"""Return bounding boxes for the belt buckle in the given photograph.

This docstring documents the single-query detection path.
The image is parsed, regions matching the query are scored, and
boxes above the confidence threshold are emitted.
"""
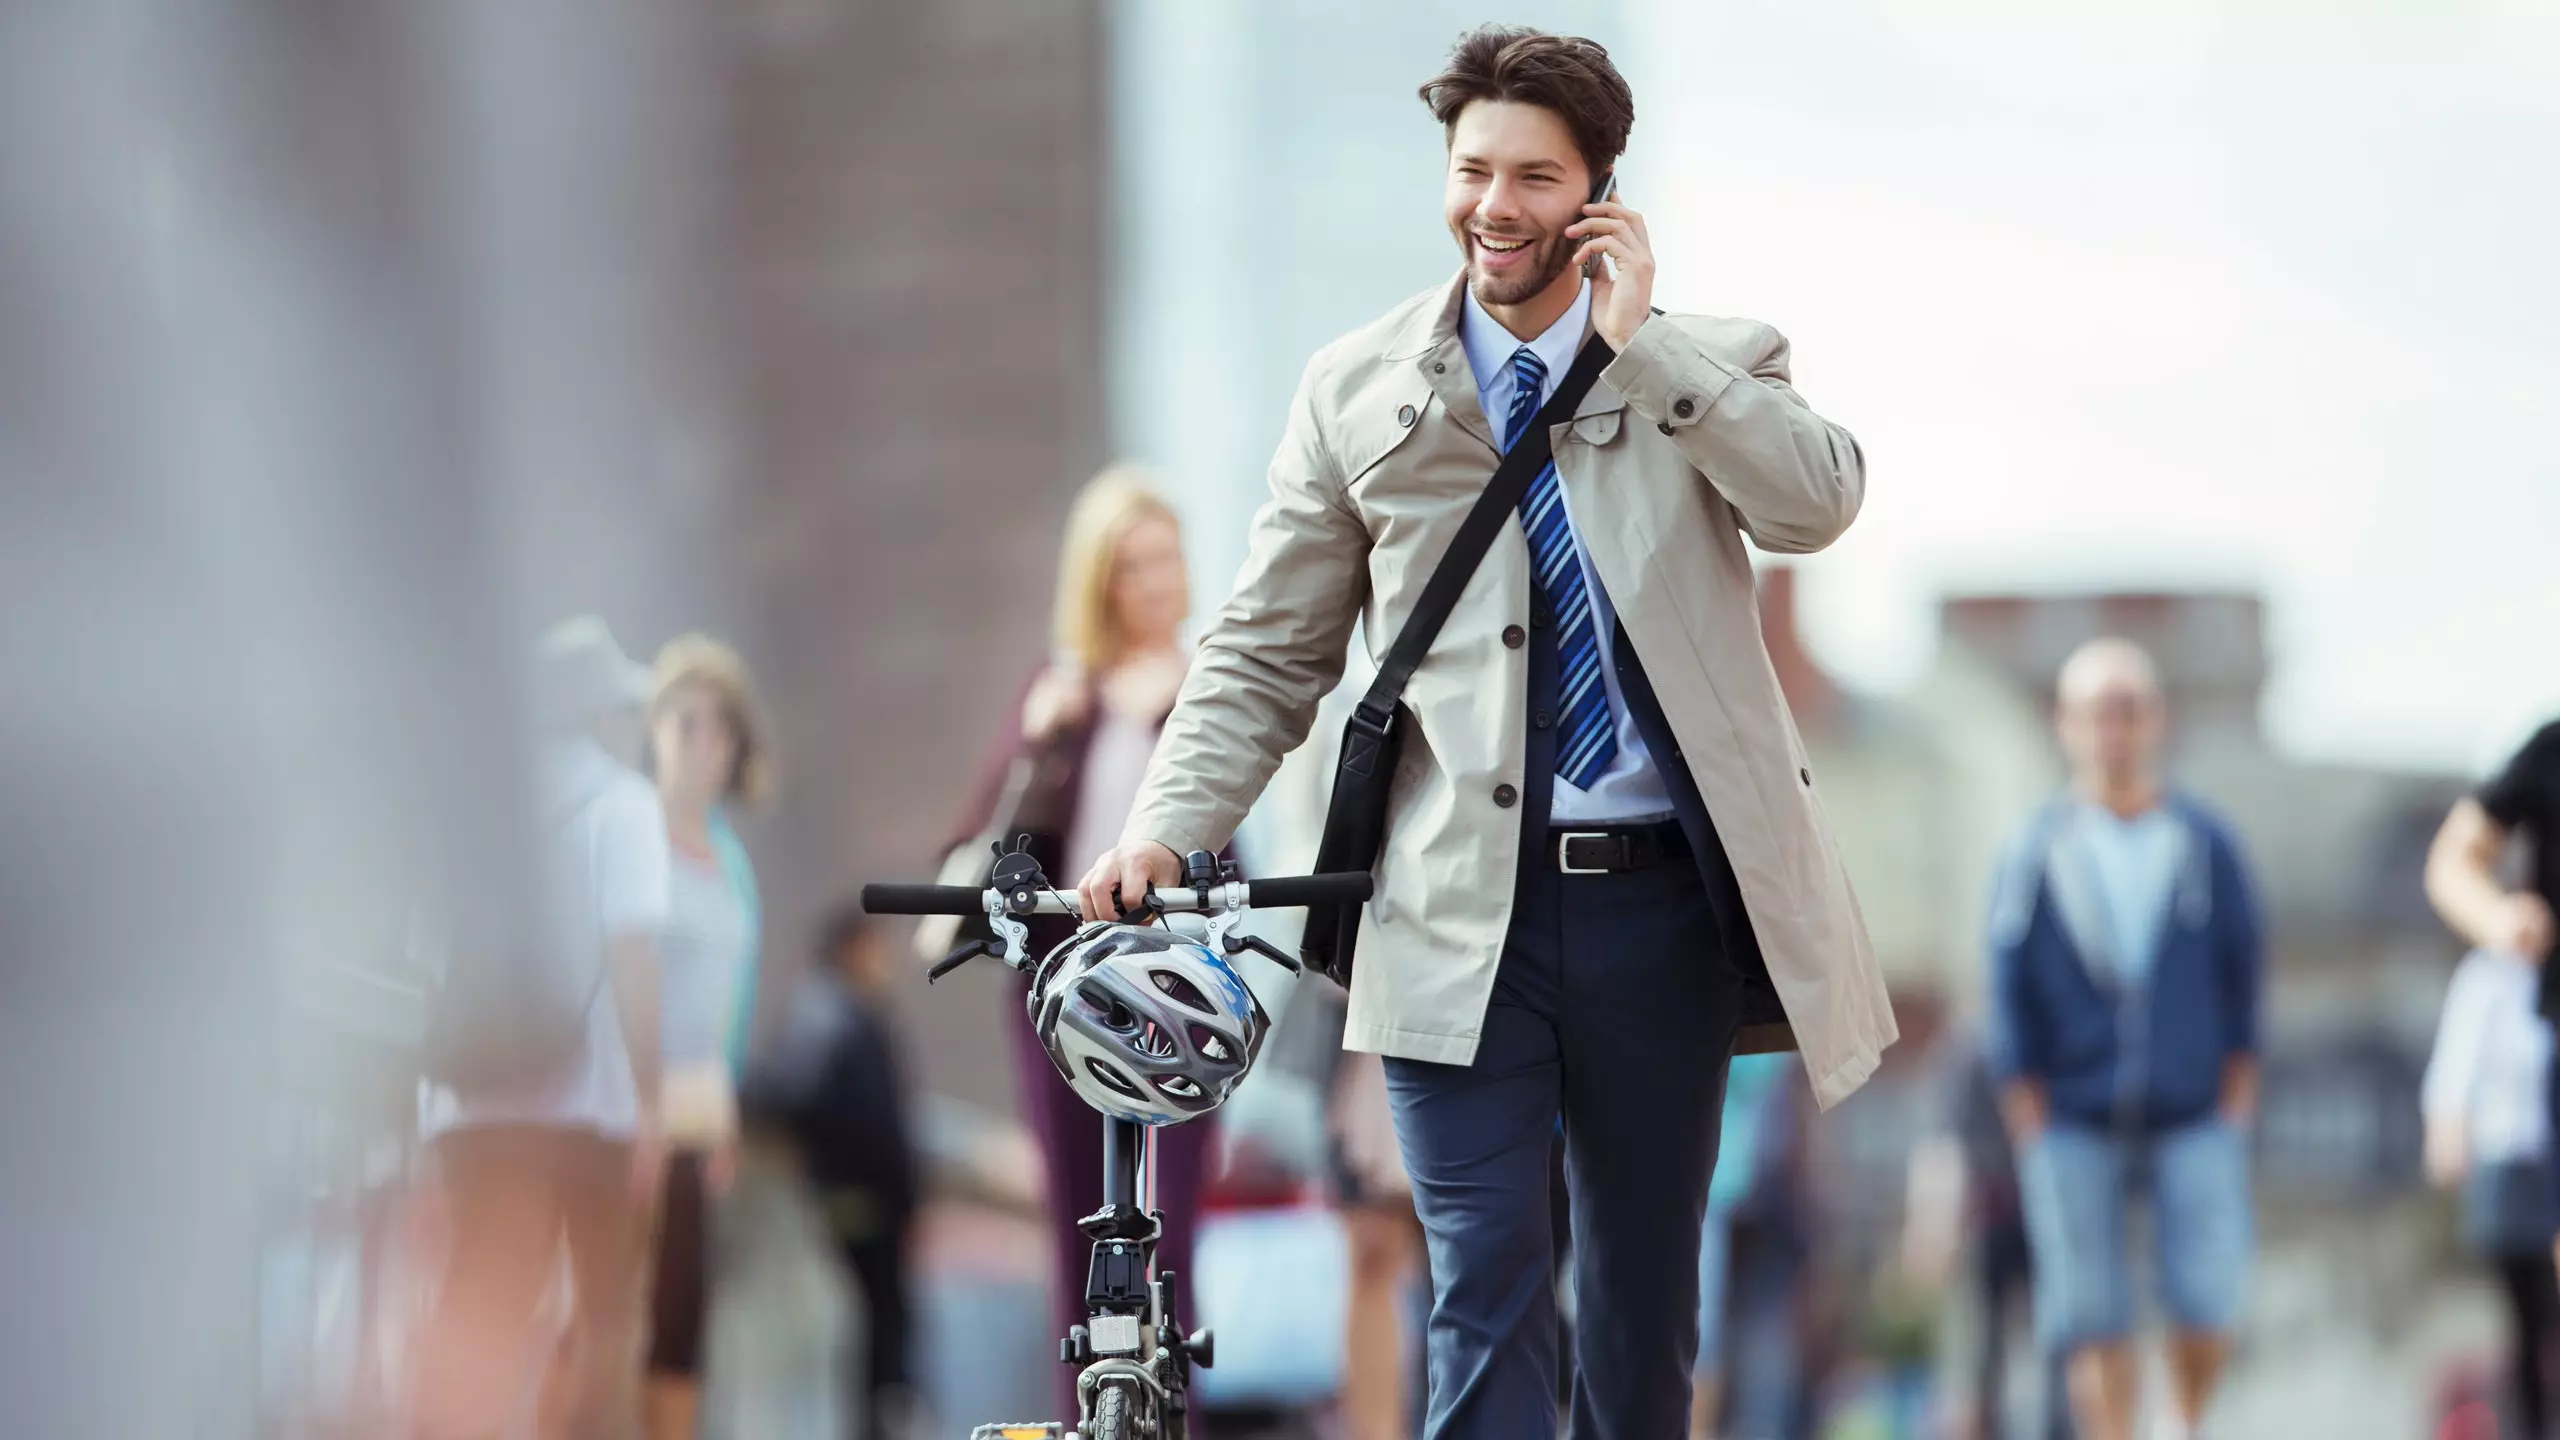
[1557,831,1615,874]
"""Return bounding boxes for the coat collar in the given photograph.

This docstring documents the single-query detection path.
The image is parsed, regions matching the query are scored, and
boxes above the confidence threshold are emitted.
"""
[1386,271,1626,453]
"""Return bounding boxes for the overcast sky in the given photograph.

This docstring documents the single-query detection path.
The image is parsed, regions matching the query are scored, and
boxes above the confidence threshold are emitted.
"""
[1627,0,2560,775]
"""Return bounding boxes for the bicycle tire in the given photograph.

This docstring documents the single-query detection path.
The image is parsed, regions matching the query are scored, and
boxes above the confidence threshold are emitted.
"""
[1084,1384,1133,1440]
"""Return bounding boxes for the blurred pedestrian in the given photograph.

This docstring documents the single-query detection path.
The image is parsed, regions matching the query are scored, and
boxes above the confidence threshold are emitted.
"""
[1077,26,1892,1438]
[2424,944,2560,1439]
[412,616,669,1440]
[744,910,922,1440]
[1986,638,2264,1440]
[1899,1032,2071,1440]
[640,633,772,1440]
[2426,719,2560,1259]
[949,464,1214,1425]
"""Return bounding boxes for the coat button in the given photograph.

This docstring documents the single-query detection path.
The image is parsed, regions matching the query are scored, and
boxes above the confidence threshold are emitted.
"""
[1502,625,1526,649]
[1800,767,1812,785]
[1531,606,1553,630]
[1397,403,1418,427]
[1433,361,1447,374]
[1657,421,1674,436]
[1493,784,1518,808]
[1673,397,1697,419]
[1533,710,1553,730]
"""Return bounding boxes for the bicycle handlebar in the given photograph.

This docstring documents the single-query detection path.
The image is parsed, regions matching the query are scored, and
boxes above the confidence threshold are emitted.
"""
[858,884,988,915]
[1231,872,1374,909]
[860,872,1373,920]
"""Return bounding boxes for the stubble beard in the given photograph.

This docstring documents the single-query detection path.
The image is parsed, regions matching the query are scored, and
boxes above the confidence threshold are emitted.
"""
[1458,225,1575,308]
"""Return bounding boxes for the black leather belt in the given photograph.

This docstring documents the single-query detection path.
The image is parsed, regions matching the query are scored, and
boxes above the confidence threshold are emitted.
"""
[1548,819,1690,874]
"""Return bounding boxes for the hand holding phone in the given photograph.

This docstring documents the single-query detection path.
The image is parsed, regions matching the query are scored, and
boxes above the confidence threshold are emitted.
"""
[1571,170,1657,350]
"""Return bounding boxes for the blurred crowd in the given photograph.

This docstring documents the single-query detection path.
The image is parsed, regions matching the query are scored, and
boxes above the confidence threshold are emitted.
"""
[325,455,2560,1440]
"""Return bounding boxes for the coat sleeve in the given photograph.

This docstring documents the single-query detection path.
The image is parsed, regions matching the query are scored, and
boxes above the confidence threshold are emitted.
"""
[1123,359,1372,858]
[1599,316,1864,554]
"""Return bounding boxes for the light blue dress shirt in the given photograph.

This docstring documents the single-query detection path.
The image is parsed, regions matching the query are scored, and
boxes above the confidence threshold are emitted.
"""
[1457,280,1673,825]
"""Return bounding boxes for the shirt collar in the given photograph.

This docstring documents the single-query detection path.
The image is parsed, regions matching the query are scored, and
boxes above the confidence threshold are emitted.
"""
[1459,277,1592,402]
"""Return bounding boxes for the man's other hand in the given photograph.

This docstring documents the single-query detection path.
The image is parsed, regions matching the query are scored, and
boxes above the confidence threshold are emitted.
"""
[1078,840,1182,924]
[2219,1056,2260,1128]
[1999,1080,2048,1145]
[2495,891,2557,962]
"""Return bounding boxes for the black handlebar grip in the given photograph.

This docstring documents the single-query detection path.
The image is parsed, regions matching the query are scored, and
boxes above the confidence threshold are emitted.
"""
[860,883,986,916]
[1245,872,1376,909]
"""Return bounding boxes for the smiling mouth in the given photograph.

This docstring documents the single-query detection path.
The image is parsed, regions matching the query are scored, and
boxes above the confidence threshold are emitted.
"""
[1474,234,1532,254]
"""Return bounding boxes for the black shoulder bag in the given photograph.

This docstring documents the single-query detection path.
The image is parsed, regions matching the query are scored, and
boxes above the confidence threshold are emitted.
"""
[1302,335,1615,987]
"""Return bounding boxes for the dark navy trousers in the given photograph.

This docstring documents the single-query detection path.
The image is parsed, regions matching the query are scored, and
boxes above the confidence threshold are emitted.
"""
[1384,855,1742,1439]
[1381,587,1750,1438]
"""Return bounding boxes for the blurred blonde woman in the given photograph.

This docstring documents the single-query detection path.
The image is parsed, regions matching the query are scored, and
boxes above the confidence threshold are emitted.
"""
[641,634,770,1440]
[947,465,1210,1424]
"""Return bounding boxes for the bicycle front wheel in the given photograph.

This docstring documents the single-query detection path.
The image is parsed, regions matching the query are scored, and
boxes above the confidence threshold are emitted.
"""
[1083,1384,1133,1440]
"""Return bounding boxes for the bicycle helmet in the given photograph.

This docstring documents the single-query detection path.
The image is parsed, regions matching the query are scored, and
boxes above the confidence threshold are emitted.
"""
[1030,923,1269,1126]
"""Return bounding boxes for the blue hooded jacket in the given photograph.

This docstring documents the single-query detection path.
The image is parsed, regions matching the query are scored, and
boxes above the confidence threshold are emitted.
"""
[1984,793,2262,1131]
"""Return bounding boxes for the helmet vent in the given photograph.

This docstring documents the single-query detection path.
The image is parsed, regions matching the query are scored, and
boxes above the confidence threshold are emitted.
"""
[1158,1075,1205,1100]
[1083,995,1140,1033]
[1083,1058,1146,1099]
[1150,970,1215,1015]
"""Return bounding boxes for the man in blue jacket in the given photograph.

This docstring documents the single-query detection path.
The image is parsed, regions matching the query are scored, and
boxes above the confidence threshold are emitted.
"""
[1986,638,2263,1440]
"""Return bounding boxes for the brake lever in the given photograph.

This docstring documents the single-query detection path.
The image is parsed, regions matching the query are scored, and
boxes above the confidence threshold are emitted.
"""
[928,938,999,983]
[1221,931,1303,976]
[1110,883,1166,927]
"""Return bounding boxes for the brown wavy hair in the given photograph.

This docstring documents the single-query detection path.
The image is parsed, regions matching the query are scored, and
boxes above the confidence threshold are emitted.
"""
[1417,26,1635,180]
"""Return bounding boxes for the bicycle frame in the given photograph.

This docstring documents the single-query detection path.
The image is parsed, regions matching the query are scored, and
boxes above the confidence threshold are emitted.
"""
[1060,1114,1195,1433]
[874,844,1373,1440]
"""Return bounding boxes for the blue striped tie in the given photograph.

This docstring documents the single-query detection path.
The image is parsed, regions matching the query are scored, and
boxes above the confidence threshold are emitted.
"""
[1502,346,1617,791]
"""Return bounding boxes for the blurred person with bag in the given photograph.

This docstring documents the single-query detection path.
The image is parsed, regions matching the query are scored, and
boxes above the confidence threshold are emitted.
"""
[637,634,771,1440]
[412,617,671,1440]
[2427,721,2560,1254]
[1076,27,1892,1436]
[1986,639,2265,1440]
[2423,944,2560,1439]
[742,910,923,1440]
[946,465,1216,1426]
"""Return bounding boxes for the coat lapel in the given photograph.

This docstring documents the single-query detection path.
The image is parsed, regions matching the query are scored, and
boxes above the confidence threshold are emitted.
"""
[1389,271,1629,454]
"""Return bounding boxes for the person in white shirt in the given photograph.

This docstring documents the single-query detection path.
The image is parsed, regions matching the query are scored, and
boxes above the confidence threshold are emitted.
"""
[412,617,671,1440]
[638,633,771,1440]
[2423,946,2560,1437]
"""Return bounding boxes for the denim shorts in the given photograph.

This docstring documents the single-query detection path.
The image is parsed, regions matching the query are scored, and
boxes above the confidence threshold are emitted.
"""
[2017,1116,2253,1351]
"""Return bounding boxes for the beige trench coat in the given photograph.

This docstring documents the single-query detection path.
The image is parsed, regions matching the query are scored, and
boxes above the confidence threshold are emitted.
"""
[1124,274,1896,1109]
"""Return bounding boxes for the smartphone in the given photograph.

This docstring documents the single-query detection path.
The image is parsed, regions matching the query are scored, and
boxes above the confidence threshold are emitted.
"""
[1581,170,1619,280]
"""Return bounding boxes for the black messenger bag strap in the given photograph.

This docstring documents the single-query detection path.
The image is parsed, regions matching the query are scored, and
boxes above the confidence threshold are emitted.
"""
[1305,333,1615,987]
[1353,333,1616,735]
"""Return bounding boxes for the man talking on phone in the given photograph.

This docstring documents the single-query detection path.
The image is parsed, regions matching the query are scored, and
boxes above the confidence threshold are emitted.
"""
[1078,26,1894,1437]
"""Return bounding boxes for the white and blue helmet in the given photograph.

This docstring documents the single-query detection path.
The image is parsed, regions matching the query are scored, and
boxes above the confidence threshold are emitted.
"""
[1030,924,1268,1126]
